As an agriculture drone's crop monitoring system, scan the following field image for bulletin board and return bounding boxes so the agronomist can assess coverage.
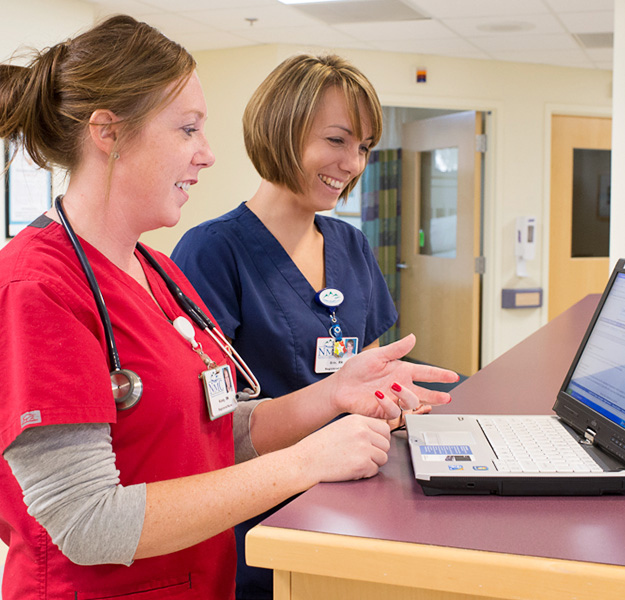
[5,141,52,238]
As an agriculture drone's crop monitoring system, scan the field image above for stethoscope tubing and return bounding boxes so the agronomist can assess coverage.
[136,243,260,397]
[55,197,122,373]
[55,196,260,406]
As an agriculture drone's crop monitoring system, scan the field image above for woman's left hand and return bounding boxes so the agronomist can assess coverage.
[328,334,458,420]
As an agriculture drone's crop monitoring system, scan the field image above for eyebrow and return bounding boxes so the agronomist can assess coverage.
[184,110,206,120]
[328,124,374,142]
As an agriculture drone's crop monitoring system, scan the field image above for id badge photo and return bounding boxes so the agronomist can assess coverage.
[314,336,359,373]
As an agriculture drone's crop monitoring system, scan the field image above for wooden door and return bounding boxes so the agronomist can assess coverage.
[400,111,482,376]
[549,115,611,321]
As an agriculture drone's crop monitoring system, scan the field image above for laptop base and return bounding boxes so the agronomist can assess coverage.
[419,475,625,496]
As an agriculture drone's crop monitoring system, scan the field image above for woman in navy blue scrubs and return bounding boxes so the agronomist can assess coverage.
[173,54,426,599]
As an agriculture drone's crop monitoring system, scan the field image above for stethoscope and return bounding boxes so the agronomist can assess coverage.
[54,196,260,410]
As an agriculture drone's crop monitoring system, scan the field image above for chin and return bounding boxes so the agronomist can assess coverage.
[146,210,183,233]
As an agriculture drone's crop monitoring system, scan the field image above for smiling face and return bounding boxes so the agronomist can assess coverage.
[298,86,373,212]
[113,71,214,233]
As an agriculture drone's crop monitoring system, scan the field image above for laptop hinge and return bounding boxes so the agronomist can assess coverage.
[584,427,597,445]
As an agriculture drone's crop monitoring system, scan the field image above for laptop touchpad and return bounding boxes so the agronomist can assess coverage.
[423,431,476,445]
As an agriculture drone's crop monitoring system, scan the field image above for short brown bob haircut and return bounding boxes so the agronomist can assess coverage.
[243,53,383,199]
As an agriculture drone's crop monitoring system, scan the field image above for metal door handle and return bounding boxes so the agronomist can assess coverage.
[396,263,409,270]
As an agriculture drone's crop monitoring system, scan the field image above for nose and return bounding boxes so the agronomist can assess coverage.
[194,134,216,169]
[341,144,366,176]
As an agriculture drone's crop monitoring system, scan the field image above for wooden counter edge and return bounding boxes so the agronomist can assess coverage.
[247,525,625,600]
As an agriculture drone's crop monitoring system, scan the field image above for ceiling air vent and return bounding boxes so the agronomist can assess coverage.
[574,32,614,49]
[288,0,430,24]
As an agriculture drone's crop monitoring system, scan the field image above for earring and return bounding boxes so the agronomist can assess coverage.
[111,151,120,160]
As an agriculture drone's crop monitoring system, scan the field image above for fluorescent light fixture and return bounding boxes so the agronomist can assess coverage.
[278,0,346,4]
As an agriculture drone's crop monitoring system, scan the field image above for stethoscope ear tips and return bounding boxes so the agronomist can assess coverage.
[111,369,144,410]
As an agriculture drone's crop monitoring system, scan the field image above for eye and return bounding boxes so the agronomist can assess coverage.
[328,137,344,145]
[183,126,199,136]
[360,144,371,154]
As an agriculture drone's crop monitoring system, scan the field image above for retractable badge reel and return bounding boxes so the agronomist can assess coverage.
[173,316,237,420]
[315,288,346,357]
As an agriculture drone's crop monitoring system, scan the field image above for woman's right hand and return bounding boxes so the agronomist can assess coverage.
[293,414,391,484]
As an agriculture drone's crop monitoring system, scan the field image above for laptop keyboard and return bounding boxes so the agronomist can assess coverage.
[478,416,604,473]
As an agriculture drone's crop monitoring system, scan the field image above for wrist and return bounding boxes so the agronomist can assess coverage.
[284,437,323,489]
[316,373,344,418]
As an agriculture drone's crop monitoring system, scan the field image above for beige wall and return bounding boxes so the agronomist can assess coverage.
[0,0,614,366]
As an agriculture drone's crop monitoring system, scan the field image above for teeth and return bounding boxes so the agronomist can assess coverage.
[319,175,343,190]
[175,182,191,192]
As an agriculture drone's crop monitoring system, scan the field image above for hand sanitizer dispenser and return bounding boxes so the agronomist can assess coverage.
[515,216,536,277]
[502,216,542,309]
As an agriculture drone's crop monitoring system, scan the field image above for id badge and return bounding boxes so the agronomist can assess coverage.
[200,365,238,420]
[314,337,359,373]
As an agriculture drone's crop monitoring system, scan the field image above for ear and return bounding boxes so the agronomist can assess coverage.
[88,109,120,156]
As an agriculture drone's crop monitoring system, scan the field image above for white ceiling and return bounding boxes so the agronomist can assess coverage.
[84,0,615,71]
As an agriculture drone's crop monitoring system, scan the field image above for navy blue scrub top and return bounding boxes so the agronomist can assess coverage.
[171,202,398,399]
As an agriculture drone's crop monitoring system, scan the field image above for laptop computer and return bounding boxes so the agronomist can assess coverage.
[406,258,625,496]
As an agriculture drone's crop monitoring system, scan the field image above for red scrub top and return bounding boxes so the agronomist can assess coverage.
[0,216,236,599]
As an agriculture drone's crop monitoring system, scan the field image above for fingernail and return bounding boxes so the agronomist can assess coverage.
[391,382,402,393]
[446,396,452,403]
[375,390,385,399]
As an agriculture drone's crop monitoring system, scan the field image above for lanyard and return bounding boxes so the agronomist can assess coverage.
[315,288,346,357]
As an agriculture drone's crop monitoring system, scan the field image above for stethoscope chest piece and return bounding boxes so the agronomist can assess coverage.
[111,368,143,410]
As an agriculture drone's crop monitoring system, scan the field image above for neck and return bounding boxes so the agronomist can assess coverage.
[247,180,326,290]
[247,180,318,255]
[51,188,140,275]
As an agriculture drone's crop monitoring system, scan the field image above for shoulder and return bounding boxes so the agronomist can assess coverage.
[316,214,370,252]
[0,219,83,297]
[316,214,367,241]
[172,204,249,259]
[183,203,248,239]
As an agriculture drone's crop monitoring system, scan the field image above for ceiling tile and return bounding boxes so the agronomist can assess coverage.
[333,19,457,41]
[235,24,361,48]
[88,0,158,17]
[406,0,550,19]
[470,33,578,53]
[140,0,275,10]
[559,11,614,34]
[493,48,594,69]
[373,37,489,59]
[180,29,258,51]
[181,5,319,30]
[544,0,614,13]
[139,12,215,35]
[443,14,566,38]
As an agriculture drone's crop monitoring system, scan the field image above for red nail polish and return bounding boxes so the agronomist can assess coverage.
[391,382,402,393]
[375,390,385,399]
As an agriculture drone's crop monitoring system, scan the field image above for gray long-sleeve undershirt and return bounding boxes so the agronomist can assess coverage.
[3,400,262,566]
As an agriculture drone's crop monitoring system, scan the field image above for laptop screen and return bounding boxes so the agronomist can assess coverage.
[566,272,625,428]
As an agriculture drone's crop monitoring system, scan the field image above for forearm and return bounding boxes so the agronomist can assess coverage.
[135,442,317,558]
[248,339,380,454]
[5,423,145,566]
[248,377,341,455]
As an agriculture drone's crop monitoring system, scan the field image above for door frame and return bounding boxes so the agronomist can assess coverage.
[541,104,612,328]
[380,95,499,367]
